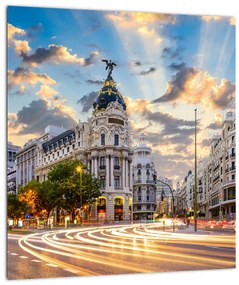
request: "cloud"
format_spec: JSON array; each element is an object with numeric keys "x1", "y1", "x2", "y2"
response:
[
  {"x1": 86, "y1": 79, "x2": 104, "y2": 85},
  {"x1": 106, "y1": 11, "x2": 175, "y2": 42},
  {"x1": 202, "y1": 15, "x2": 236, "y2": 26},
  {"x1": 138, "y1": 67, "x2": 156, "y2": 76},
  {"x1": 11, "y1": 99, "x2": 76, "y2": 135},
  {"x1": 162, "y1": 46, "x2": 184, "y2": 60},
  {"x1": 36, "y1": 85, "x2": 58, "y2": 101},
  {"x1": 8, "y1": 67, "x2": 56, "y2": 88},
  {"x1": 207, "y1": 122, "x2": 222, "y2": 130},
  {"x1": 8, "y1": 23, "x2": 25, "y2": 43},
  {"x1": 10, "y1": 85, "x2": 27, "y2": 96},
  {"x1": 167, "y1": 62, "x2": 186, "y2": 72},
  {"x1": 152, "y1": 66, "x2": 235, "y2": 110},
  {"x1": 21, "y1": 44, "x2": 99, "y2": 67},
  {"x1": 77, "y1": 91, "x2": 97, "y2": 113},
  {"x1": 8, "y1": 23, "x2": 31, "y2": 55}
]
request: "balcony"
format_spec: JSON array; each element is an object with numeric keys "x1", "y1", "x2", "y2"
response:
[
  {"x1": 230, "y1": 153, "x2": 235, "y2": 158},
  {"x1": 114, "y1": 165, "x2": 120, "y2": 170},
  {"x1": 229, "y1": 166, "x2": 236, "y2": 171},
  {"x1": 99, "y1": 165, "x2": 106, "y2": 169},
  {"x1": 146, "y1": 180, "x2": 155, "y2": 184},
  {"x1": 133, "y1": 180, "x2": 142, "y2": 184}
]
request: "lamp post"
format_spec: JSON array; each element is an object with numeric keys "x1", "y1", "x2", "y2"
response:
[
  {"x1": 158, "y1": 180, "x2": 175, "y2": 217},
  {"x1": 76, "y1": 165, "x2": 83, "y2": 224},
  {"x1": 194, "y1": 109, "x2": 198, "y2": 232}
]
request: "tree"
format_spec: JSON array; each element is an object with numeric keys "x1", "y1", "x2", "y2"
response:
[
  {"x1": 47, "y1": 159, "x2": 101, "y2": 221},
  {"x1": 7, "y1": 194, "x2": 28, "y2": 220},
  {"x1": 18, "y1": 180, "x2": 41, "y2": 217}
]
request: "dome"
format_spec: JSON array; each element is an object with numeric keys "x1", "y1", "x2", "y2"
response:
[{"x1": 93, "y1": 75, "x2": 126, "y2": 111}]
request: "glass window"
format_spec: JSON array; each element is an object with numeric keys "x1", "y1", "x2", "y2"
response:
[
  {"x1": 114, "y1": 176, "x2": 120, "y2": 188},
  {"x1": 100, "y1": 176, "x2": 106, "y2": 188},
  {"x1": 114, "y1": 134, "x2": 119, "y2": 146},
  {"x1": 101, "y1": 134, "x2": 105, "y2": 145},
  {"x1": 114, "y1": 157, "x2": 119, "y2": 165},
  {"x1": 100, "y1": 156, "x2": 105, "y2": 166}
]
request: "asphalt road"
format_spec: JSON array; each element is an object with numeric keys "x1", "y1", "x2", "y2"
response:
[{"x1": 7, "y1": 223, "x2": 236, "y2": 280}]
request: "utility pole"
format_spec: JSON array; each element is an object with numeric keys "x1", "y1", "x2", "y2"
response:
[{"x1": 194, "y1": 109, "x2": 198, "y2": 232}]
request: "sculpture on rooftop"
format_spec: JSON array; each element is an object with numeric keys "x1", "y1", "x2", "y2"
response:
[{"x1": 102, "y1": 59, "x2": 117, "y2": 77}]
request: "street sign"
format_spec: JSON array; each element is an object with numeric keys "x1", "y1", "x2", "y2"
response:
[{"x1": 25, "y1": 213, "x2": 31, "y2": 219}]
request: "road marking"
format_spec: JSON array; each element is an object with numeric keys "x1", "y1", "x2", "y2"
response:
[
  {"x1": 46, "y1": 263, "x2": 58, "y2": 267},
  {"x1": 64, "y1": 268, "x2": 79, "y2": 273},
  {"x1": 10, "y1": 253, "x2": 18, "y2": 256},
  {"x1": 19, "y1": 256, "x2": 28, "y2": 259},
  {"x1": 31, "y1": 259, "x2": 42, "y2": 262}
]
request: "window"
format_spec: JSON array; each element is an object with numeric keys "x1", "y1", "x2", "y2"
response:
[
  {"x1": 114, "y1": 134, "x2": 119, "y2": 146},
  {"x1": 100, "y1": 157, "x2": 106, "y2": 168},
  {"x1": 147, "y1": 205, "x2": 150, "y2": 210},
  {"x1": 101, "y1": 133, "x2": 105, "y2": 145},
  {"x1": 137, "y1": 205, "x2": 141, "y2": 210},
  {"x1": 147, "y1": 195, "x2": 149, "y2": 201},
  {"x1": 100, "y1": 176, "x2": 106, "y2": 188},
  {"x1": 114, "y1": 157, "x2": 119, "y2": 165},
  {"x1": 114, "y1": 176, "x2": 120, "y2": 188},
  {"x1": 138, "y1": 196, "x2": 141, "y2": 201},
  {"x1": 138, "y1": 187, "x2": 141, "y2": 194},
  {"x1": 67, "y1": 146, "x2": 70, "y2": 152}
]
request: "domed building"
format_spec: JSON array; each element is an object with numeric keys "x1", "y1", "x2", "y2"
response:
[
  {"x1": 87, "y1": 72, "x2": 134, "y2": 222},
  {"x1": 18, "y1": 61, "x2": 134, "y2": 223},
  {"x1": 132, "y1": 134, "x2": 157, "y2": 221}
]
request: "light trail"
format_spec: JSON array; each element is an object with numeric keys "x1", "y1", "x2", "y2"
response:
[{"x1": 16, "y1": 223, "x2": 235, "y2": 276}]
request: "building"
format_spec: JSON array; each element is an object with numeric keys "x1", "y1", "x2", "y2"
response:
[
  {"x1": 132, "y1": 134, "x2": 157, "y2": 221},
  {"x1": 7, "y1": 142, "x2": 21, "y2": 170},
  {"x1": 177, "y1": 111, "x2": 236, "y2": 220},
  {"x1": 15, "y1": 125, "x2": 67, "y2": 193},
  {"x1": 17, "y1": 67, "x2": 134, "y2": 222},
  {"x1": 156, "y1": 177, "x2": 174, "y2": 217},
  {"x1": 7, "y1": 142, "x2": 21, "y2": 194}
]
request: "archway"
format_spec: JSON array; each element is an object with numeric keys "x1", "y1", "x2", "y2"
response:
[
  {"x1": 114, "y1": 196, "x2": 124, "y2": 221},
  {"x1": 97, "y1": 196, "x2": 106, "y2": 222}
]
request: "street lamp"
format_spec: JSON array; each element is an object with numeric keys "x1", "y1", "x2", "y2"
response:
[
  {"x1": 76, "y1": 165, "x2": 83, "y2": 224},
  {"x1": 158, "y1": 180, "x2": 175, "y2": 217}
]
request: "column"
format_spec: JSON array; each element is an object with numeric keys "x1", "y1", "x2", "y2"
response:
[
  {"x1": 129, "y1": 161, "x2": 132, "y2": 190},
  {"x1": 122, "y1": 157, "x2": 125, "y2": 188},
  {"x1": 106, "y1": 155, "x2": 110, "y2": 187},
  {"x1": 95, "y1": 157, "x2": 98, "y2": 178},
  {"x1": 126, "y1": 158, "x2": 129, "y2": 188},
  {"x1": 110, "y1": 155, "x2": 114, "y2": 187}
]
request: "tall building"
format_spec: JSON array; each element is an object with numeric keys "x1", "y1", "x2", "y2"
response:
[
  {"x1": 15, "y1": 125, "x2": 67, "y2": 193},
  {"x1": 177, "y1": 111, "x2": 236, "y2": 220},
  {"x1": 7, "y1": 142, "x2": 21, "y2": 194},
  {"x1": 16, "y1": 66, "x2": 134, "y2": 222},
  {"x1": 156, "y1": 176, "x2": 174, "y2": 217},
  {"x1": 132, "y1": 134, "x2": 157, "y2": 220}
]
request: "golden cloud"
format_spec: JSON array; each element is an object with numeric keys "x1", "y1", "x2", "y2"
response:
[
  {"x1": 8, "y1": 23, "x2": 31, "y2": 55},
  {"x1": 8, "y1": 68, "x2": 56, "y2": 87},
  {"x1": 14, "y1": 39, "x2": 31, "y2": 55},
  {"x1": 202, "y1": 15, "x2": 236, "y2": 26},
  {"x1": 36, "y1": 85, "x2": 58, "y2": 101},
  {"x1": 8, "y1": 23, "x2": 25, "y2": 43}
]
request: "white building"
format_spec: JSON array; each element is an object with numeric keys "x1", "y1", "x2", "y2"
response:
[
  {"x1": 15, "y1": 125, "x2": 67, "y2": 193},
  {"x1": 7, "y1": 142, "x2": 21, "y2": 194},
  {"x1": 177, "y1": 111, "x2": 236, "y2": 220},
  {"x1": 156, "y1": 177, "x2": 174, "y2": 217},
  {"x1": 17, "y1": 69, "x2": 134, "y2": 222},
  {"x1": 132, "y1": 134, "x2": 157, "y2": 220}
]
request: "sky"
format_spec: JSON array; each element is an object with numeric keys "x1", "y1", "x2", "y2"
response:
[{"x1": 7, "y1": 5, "x2": 236, "y2": 183}]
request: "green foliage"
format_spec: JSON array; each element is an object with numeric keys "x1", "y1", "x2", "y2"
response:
[
  {"x1": 7, "y1": 194, "x2": 28, "y2": 219},
  {"x1": 7, "y1": 159, "x2": 101, "y2": 221}
]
